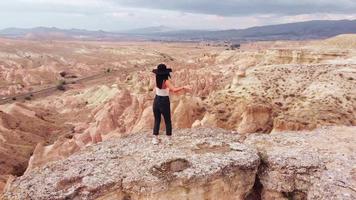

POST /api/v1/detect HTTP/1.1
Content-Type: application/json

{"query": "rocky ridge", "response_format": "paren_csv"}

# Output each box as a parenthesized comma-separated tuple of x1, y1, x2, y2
(2, 126, 355, 200)
(2, 128, 260, 200)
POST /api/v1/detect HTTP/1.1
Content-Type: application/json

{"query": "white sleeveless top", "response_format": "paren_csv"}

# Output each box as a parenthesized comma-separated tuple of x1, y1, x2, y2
(155, 87, 169, 96)
(155, 80, 169, 96)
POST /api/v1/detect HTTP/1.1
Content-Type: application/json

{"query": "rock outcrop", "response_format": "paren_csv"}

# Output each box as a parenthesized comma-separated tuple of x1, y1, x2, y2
(2, 128, 260, 200)
(3, 126, 355, 199)
(24, 87, 208, 174)
(245, 126, 356, 200)
(202, 63, 356, 133)
(0, 103, 71, 191)
(320, 34, 356, 49)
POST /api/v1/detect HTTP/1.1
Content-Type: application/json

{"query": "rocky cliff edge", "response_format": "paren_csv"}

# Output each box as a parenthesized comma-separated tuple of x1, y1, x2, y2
(2, 127, 355, 200)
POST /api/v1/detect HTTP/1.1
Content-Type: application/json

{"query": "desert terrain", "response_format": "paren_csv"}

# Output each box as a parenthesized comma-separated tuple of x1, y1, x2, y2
(0, 35, 355, 199)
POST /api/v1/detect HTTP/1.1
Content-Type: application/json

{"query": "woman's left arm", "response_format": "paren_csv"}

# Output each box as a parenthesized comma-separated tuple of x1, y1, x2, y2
(165, 80, 188, 93)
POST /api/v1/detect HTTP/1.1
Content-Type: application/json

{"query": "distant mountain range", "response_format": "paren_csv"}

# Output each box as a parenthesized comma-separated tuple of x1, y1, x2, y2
(120, 25, 179, 34)
(0, 27, 128, 40)
(1, 20, 356, 42)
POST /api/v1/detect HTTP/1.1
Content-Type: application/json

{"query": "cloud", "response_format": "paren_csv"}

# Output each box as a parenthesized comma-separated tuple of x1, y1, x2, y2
(2, 0, 355, 16)
(0, 0, 116, 15)
(0, 0, 355, 30)
(111, 0, 356, 16)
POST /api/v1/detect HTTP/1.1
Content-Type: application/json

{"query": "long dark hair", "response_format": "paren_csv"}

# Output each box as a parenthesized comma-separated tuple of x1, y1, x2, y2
(156, 74, 171, 89)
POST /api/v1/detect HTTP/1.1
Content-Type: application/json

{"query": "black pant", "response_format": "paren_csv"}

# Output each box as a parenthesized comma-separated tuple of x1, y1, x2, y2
(153, 95, 172, 136)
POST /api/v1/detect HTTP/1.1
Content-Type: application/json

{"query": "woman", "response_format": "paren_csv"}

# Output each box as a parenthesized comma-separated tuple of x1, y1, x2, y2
(152, 64, 190, 145)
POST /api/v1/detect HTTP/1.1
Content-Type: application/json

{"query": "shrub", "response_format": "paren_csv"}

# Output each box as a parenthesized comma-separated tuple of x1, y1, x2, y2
(230, 44, 241, 50)
(58, 80, 67, 85)
(57, 80, 67, 91)
(59, 71, 67, 77)
(68, 75, 78, 79)
(57, 84, 66, 91)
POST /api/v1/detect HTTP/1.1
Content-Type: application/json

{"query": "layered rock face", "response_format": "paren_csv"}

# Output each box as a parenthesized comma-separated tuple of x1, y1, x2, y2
(0, 103, 71, 192)
(2, 128, 260, 200)
(245, 126, 356, 200)
(203, 63, 356, 134)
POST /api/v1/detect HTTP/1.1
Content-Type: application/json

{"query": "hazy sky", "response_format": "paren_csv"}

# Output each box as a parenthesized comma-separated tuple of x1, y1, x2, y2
(0, 0, 356, 31)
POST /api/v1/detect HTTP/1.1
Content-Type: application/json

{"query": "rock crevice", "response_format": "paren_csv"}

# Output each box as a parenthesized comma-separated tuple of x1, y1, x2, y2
(245, 126, 356, 200)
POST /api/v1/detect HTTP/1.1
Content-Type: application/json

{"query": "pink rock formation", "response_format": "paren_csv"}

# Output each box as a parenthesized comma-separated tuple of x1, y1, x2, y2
(0, 35, 355, 198)
(201, 63, 356, 133)
(25, 91, 207, 174)
(0, 103, 71, 189)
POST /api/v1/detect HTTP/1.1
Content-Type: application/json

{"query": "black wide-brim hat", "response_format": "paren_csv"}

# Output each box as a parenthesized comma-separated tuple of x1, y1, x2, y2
(152, 64, 172, 75)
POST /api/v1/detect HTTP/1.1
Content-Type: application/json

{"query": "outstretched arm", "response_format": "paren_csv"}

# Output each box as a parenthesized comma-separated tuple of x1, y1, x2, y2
(165, 80, 190, 93)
